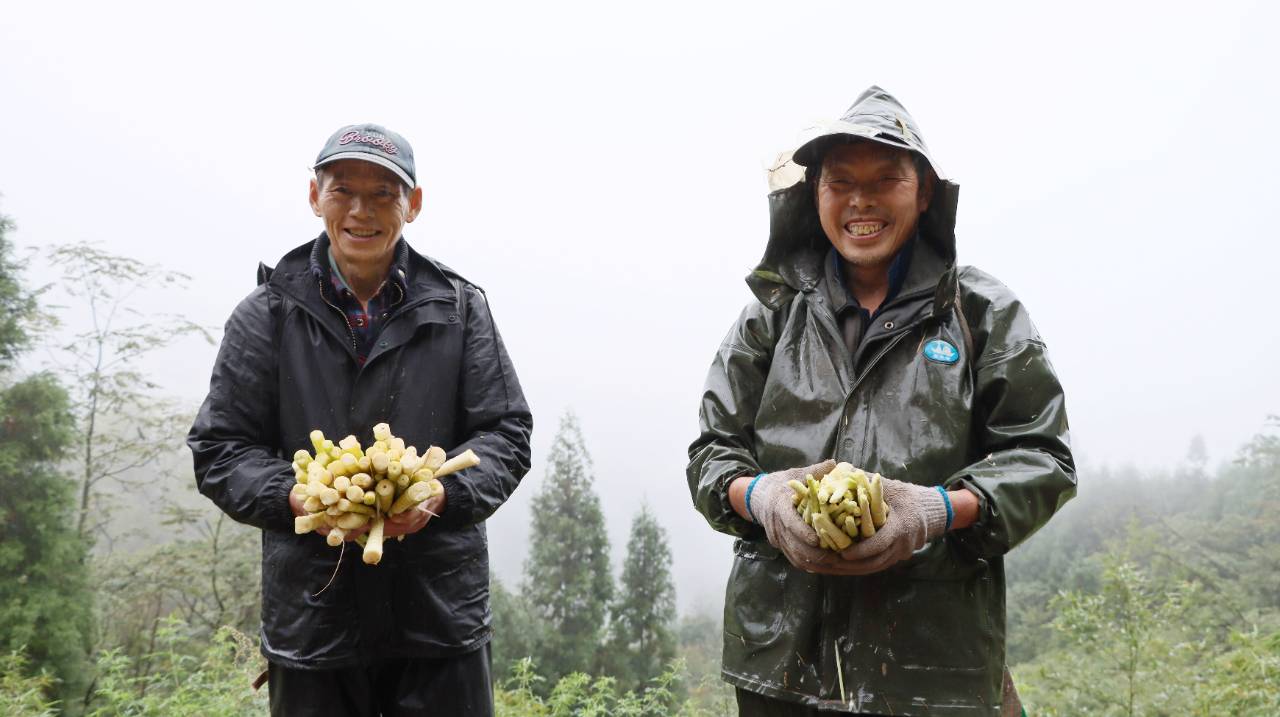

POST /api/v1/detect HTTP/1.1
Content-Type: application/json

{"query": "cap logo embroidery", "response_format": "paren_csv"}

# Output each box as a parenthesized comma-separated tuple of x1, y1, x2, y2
(338, 131, 399, 155)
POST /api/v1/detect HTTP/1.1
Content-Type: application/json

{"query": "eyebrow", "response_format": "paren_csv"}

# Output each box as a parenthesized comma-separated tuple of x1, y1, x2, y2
(823, 156, 910, 175)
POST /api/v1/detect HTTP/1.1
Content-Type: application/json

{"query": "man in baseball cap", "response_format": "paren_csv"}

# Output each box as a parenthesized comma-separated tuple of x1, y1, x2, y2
(189, 123, 533, 716)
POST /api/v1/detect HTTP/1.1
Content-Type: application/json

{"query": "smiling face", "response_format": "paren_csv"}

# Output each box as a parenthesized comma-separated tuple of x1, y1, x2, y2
(815, 141, 932, 275)
(309, 159, 422, 279)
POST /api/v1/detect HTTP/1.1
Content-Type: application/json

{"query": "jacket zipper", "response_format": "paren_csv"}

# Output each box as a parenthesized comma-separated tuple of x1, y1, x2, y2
(833, 324, 917, 447)
(315, 277, 358, 356)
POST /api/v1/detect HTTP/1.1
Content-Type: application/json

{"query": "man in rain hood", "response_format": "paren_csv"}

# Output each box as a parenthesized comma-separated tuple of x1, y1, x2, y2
(188, 123, 533, 716)
(688, 87, 1076, 715)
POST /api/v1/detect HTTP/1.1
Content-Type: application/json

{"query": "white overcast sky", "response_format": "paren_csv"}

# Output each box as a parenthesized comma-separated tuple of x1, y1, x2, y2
(2, 1, 1277, 610)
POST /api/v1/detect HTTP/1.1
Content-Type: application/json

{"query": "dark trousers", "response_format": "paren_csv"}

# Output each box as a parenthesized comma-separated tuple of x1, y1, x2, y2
(268, 644, 493, 717)
(736, 688, 890, 716)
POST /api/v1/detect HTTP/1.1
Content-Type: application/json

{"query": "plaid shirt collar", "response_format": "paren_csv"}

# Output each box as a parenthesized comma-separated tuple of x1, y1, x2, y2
(310, 234, 410, 365)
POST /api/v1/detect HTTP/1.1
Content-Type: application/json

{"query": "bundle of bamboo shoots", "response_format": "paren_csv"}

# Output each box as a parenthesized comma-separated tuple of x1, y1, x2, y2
(788, 462, 889, 551)
(290, 422, 480, 565)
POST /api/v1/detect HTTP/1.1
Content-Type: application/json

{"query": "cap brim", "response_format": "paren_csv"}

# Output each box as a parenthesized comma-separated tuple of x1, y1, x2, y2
(313, 152, 415, 188)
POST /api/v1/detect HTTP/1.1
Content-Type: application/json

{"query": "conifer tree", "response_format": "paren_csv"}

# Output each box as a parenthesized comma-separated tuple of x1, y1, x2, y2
(522, 411, 613, 682)
(607, 503, 677, 690)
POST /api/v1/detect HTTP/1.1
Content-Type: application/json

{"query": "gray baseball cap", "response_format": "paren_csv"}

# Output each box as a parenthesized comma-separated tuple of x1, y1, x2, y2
(313, 123, 416, 188)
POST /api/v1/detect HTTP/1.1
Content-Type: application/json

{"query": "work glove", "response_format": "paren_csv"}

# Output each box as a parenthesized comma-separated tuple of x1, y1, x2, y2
(838, 477, 949, 574)
(748, 460, 838, 570)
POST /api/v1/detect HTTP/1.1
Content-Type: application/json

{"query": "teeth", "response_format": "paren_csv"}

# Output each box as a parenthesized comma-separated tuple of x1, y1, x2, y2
(348, 229, 377, 238)
(845, 223, 883, 236)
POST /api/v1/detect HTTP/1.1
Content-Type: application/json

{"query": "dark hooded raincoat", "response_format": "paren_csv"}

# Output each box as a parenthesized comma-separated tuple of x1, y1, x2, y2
(188, 235, 532, 669)
(687, 88, 1076, 715)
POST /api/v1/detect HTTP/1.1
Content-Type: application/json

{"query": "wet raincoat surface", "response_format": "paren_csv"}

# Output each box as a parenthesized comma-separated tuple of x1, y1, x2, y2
(687, 88, 1076, 714)
(188, 235, 532, 669)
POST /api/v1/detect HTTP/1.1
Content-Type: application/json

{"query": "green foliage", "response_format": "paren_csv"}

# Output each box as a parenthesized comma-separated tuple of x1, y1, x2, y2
(0, 651, 59, 717)
(495, 658, 730, 717)
(522, 411, 614, 682)
(1019, 558, 1201, 715)
(675, 610, 734, 712)
(0, 209, 40, 367)
(0, 218, 94, 713)
(606, 503, 677, 690)
(1011, 419, 1280, 715)
(84, 617, 267, 716)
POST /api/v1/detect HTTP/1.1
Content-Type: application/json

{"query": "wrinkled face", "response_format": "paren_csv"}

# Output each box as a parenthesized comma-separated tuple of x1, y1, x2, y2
(815, 141, 931, 273)
(309, 159, 422, 275)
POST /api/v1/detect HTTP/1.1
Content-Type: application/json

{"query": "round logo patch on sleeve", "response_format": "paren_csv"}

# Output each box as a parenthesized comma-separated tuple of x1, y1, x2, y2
(923, 339, 960, 364)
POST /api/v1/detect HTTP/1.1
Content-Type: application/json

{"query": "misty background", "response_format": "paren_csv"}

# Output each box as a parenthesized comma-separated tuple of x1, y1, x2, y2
(2, 0, 1277, 614)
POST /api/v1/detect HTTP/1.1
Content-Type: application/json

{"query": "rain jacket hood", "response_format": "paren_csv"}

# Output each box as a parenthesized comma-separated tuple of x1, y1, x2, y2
(687, 87, 1075, 714)
(748, 86, 959, 311)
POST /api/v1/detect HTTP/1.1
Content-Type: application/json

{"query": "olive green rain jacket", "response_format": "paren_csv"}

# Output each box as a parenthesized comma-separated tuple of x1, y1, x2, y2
(687, 87, 1076, 715)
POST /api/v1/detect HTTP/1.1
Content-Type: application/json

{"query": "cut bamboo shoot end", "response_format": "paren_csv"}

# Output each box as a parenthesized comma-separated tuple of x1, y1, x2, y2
(422, 446, 446, 472)
(294, 513, 327, 534)
(390, 480, 434, 515)
(326, 528, 346, 547)
(434, 449, 481, 479)
(375, 480, 395, 512)
(363, 517, 386, 564)
(336, 513, 369, 530)
(337, 499, 374, 516)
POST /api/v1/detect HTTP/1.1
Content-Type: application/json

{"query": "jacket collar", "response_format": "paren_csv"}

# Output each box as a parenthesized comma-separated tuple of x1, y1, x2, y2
(308, 233, 412, 299)
(266, 233, 459, 311)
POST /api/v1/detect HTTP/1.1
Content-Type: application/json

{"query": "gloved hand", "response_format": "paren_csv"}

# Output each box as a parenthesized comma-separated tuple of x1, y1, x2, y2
(837, 477, 949, 574)
(748, 460, 838, 571)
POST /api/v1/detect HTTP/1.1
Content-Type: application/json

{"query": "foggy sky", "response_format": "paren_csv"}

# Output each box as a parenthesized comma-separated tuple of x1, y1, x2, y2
(3, 1, 1277, 611)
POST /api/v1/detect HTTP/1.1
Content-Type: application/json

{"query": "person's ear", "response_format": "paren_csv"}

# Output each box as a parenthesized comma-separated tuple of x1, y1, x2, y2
(405, 186, 424, 222)
(309, 177, 322, 217)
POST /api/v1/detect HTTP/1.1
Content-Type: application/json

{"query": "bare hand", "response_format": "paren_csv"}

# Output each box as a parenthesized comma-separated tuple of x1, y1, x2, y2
(383, 491, 447, 538)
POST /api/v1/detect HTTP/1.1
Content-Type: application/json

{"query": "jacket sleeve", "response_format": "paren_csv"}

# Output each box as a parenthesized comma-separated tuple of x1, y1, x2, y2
(187, 287, 296, 532)
(686, 302, 778, 540)
(434, 285, 533, 528)
(945, 269, 1077, 558)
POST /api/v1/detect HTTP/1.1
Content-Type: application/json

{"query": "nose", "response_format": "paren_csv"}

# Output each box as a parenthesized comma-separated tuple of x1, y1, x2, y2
(350, 194, 375, 218)
(847, 182, 874, 209)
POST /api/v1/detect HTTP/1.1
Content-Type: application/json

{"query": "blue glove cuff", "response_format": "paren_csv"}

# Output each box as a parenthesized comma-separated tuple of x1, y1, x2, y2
(745, 472, 768, 523)
(936, 485, 954, 531)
